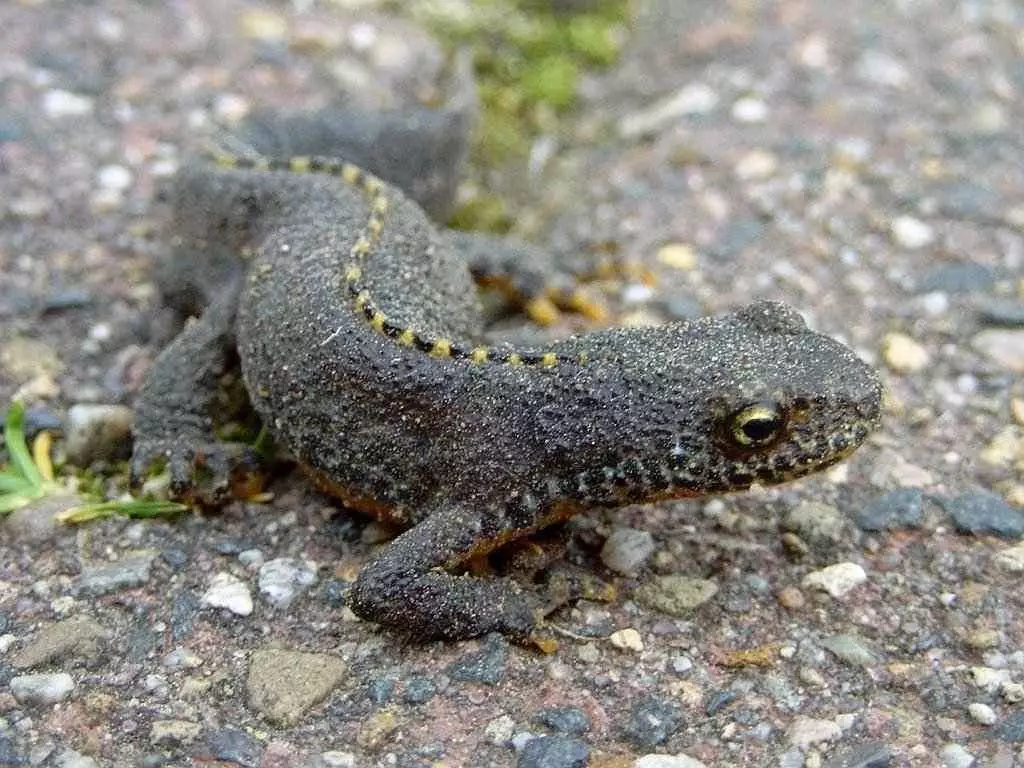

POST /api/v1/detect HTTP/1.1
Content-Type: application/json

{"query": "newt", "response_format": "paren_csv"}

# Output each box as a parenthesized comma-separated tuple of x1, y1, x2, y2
(131, 67, 882, 648)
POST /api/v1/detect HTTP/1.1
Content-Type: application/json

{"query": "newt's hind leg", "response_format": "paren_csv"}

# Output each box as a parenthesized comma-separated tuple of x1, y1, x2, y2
(349, 505, 570, 651)
(130, 283, 262, 505)
(446, 231, 609, 326)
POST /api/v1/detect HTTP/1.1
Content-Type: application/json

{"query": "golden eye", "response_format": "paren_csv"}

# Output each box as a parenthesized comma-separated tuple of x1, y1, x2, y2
(730, 402, 786, 448)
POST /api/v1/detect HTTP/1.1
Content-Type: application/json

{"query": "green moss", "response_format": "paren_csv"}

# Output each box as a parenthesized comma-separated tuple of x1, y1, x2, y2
(446, 191, 513, 234)
(407, 0, 631, 172)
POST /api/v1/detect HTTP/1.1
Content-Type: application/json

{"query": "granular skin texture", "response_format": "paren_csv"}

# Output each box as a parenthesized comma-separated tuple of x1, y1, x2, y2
(132, 74, 882, 647)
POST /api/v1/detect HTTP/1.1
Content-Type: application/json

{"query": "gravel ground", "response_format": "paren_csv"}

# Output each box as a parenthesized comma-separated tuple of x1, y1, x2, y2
(2, 1, 1024, 766)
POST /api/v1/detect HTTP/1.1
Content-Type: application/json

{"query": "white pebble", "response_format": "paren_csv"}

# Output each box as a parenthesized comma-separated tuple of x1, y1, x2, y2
(802, 562, 867, 598)
(967, 702, 996, 725)
(201, 572, 253, 616)
(731, 96, 768, 123)
(10, 672, 75, 705)
(890, 216, 935, 249)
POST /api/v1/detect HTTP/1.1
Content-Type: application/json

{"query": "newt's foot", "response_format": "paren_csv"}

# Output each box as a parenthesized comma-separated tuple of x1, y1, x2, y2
(130, 438, 263, 506)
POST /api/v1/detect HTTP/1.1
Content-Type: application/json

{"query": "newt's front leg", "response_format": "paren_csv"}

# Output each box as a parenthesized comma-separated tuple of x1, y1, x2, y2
(130, 282, 260, 504)
(349, 505, 560, 650)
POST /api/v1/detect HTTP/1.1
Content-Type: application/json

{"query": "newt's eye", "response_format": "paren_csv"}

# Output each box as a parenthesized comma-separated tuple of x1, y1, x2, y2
(729, 402, 786, 448)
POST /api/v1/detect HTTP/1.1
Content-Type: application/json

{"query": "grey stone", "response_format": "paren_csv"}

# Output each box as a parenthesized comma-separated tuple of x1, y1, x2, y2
(197, 728, 263, 768)
(915, 263, 996, 294)
(995, 710, 1024, 742)
(784, 500, 846, 543)
(622, 695, 682, 748)
(939, 743, 975, 768)
(534, 706, 591, 735)
(707, 218, 764, 260)
(635, 576, 717, 617)
(247, 649, 346, 726)
(257, 557, 317, 608)
(3, 496, 79, 544)
(856, 489, 924, 531)
(819, 634, 881, 667)
(53, 749, 100, 768)
(941, 491, 1024, 538)
(600, 527, 655, 575)
(823, 742, 893, 768)
(978, 299, 1024, 328)
(517, 735, 589, 768)
(10, 671, 75, 704)
(76, 551, 157, 596)
(448, 633, 508, 686)
(972, 329, 1024, 373)
(635, 756, 708, 768)
(11, 615, 110, 669)
(788, 716, 842, 748)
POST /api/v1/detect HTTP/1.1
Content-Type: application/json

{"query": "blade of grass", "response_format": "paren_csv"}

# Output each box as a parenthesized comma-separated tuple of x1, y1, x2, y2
(0, 493, 40, 514)
(3, 400, 43, 489)
(0, 471, 36, 494)
(58, 500, 189, 524)
(32, 431, 55, 483)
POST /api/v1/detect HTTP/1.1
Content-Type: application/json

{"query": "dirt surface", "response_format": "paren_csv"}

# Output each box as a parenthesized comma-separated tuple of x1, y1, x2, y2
(2, 1, 1024, 766)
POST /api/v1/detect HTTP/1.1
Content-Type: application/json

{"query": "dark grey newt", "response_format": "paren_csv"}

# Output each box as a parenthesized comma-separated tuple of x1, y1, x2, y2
(132, 76, 882, 650)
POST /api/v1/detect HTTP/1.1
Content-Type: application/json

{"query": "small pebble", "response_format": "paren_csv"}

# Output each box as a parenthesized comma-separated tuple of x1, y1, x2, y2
(77, 552, 157, 596)
(881, 333, 930, 373)
(972, 329, 1024, 373)
(96, 165, 133, 192)
(609, 628, 644, 653)
(978, 299, 1024, 328)
(819, 634, 880, 667)
(202, 572, 254, 616)
(776, 586, 806, 610)
(890, 216, 935, 249)
(319, 753, 356, 768)
(916, 262, 996, 294)
(448, 633, 508, 685)
(622, 696, 681, 748)
(856, 489, 924, 531)
(535, 707, 591, 735)
(53, 750, 100, 768)
(618, 83, 719, 138)
(802, 563, 867, 598)
(10, 672, 75, 705)
(1001, 682, 1024, 703)
(784, 501, 845, 543)
(635, 755, 707, 768)
(980, 427, 1024, 468)
(856, 50, 910, 88)
(939, 743, 975, 768)
(42, 90, 95, 118)
(258, 558, 317, 608)
(635, 576, 718, 616)
(734, 149, 777, 180)
(971, 667, 1011, 693)
(995, 711, 1024, 742)
(669, 655, 694, 675)
(656, 243, 698, 271)
(822, 742, 892, 768)
(517, 735, 588, 768)
(601, 528, 655, 575)
(941, 491, 1024, 538)
(485, 715, 515, 746)
(968, 702, 997, 726)
(787, 716, 841, 749)
(731, 97, 768, 123)
(150, 719, 202, 746)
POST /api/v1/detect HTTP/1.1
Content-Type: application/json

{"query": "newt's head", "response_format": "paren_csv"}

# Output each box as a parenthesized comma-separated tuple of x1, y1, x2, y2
(558, 301, 883, 505)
